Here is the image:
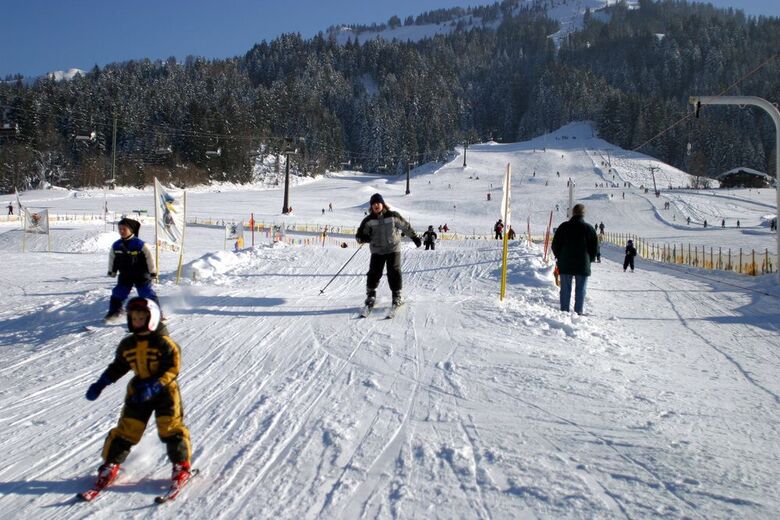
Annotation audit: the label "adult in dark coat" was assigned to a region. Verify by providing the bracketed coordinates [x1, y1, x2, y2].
[551, 204, 599, 314]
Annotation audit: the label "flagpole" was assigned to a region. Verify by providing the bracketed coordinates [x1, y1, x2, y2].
[500, 163, 511, 301]
[153, 178, 159, 285]
[176, 191, 187, 284]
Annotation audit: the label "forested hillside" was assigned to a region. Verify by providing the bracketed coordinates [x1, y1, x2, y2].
[1, 0, 778, 192]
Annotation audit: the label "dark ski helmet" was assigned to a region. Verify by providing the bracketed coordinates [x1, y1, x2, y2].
[126, 297, 161, 333]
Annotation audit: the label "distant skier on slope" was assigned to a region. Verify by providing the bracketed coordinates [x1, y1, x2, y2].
[422, 225, 438, 250]
[105, 218, 162, 322]
[356, 193, 421, 309]
[82, 298, 191, 499]
[623, 239, 637, 272]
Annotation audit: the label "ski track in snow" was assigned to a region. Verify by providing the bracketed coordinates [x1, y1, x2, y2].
[0, 122, 778, 519]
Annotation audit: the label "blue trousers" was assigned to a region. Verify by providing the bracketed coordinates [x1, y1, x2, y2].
[559, 274, 588, 314]
[110, 281, 160, 314]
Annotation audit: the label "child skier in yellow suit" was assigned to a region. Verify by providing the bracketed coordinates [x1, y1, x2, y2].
[84, 297, 191, 494]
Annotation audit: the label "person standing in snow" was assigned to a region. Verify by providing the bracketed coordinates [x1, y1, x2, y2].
[551, 204, 599, 315]
[494, 219, 504, 239]
[422, 225, 438, 250]
[356, 193, 421, 308]
[598, 222, 605, 235]
[105, 218, 161, 322]
[84, 297, 191, 494]
[623, 239, 637, 272]
[507, 226, 516, 240]
[7, 202, 12, 215]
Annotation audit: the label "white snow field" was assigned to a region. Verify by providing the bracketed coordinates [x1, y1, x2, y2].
[0, 122, 778, 519]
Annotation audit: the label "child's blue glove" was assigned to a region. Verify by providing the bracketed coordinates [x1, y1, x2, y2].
[86, 373, 112, 401]
[132, 379, 164, 403]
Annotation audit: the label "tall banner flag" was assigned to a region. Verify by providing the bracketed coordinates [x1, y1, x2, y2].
[153, 178, 187, 284]
[15, 188, 23, 226]
[154, 178, 185, 252]
[500, 163, 512, 301]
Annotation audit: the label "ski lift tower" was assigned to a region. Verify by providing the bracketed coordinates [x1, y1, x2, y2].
[690, 95, 780, 281]
[281, 138, 301, 214]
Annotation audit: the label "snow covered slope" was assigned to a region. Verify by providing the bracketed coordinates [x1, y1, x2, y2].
[0, 123, 778, 518]
[333, 0, 635, 47]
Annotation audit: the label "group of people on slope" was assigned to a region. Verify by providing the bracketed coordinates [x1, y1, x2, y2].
[493, 219, 516, 240]
[83, 192, 646, 492]
[83, 216, 191, 495]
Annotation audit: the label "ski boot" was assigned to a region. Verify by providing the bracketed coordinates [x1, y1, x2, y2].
[364, 289, 376, 308]
[171, 461, 192, 486]
[391, 291, 403, 308]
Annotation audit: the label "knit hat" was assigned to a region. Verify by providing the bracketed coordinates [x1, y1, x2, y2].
[117, 217, 141, 237]
[369, 193, 385, 205]
[572, 204, 585, 216]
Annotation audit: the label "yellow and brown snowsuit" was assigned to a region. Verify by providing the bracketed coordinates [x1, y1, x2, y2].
[100, 326, 191, 465]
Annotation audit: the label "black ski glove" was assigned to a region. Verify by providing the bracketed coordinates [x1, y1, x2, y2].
[86, 373, 112, 401]
[412, 237, 422, 248]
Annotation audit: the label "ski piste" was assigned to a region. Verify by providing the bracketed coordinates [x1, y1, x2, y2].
[155, 468, 200, 504]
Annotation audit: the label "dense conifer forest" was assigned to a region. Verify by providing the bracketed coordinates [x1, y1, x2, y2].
[1, 0, 778, 191]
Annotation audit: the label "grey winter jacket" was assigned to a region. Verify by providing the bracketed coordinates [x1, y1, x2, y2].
[356, 209, 418, 255]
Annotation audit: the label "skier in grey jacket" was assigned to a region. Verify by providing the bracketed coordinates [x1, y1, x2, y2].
[356, 193, 421, 307]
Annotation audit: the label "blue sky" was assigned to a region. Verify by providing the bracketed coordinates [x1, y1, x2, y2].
[2, 0, 778, 78]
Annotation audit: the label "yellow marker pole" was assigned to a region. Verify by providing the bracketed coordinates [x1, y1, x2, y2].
[500, 163, 511, 301]
[153, 178, 160, 284]
[176, 191, 187, 284]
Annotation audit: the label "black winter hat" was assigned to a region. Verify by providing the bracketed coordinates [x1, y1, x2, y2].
[369, 193, 385, 205]
[118, 217, 141, 237]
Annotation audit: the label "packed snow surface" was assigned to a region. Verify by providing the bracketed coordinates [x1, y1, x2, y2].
[1, 122, 778, 519]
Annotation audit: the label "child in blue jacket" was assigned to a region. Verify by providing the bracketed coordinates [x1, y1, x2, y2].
[105, 218, 161, 321]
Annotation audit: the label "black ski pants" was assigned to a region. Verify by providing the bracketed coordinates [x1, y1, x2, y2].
[623, 255, 635, 271]
[367, 252, 402, 293]
[424, 241, 435, 250]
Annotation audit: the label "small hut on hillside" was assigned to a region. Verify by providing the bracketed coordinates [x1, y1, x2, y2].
[716, 167, 774, 188]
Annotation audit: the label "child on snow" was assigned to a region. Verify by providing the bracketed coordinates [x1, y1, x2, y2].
[105, 217, 161, 322]
[84, 297, 191, 494]
[422, 225, 438, 250]
[623, 239, 637, 272]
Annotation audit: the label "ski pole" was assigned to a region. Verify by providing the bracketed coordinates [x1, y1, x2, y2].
[319, 243, 364, 295]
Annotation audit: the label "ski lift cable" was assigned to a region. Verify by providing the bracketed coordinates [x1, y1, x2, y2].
[632, 52, 778, 154]
[1, 96, 443, 161]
